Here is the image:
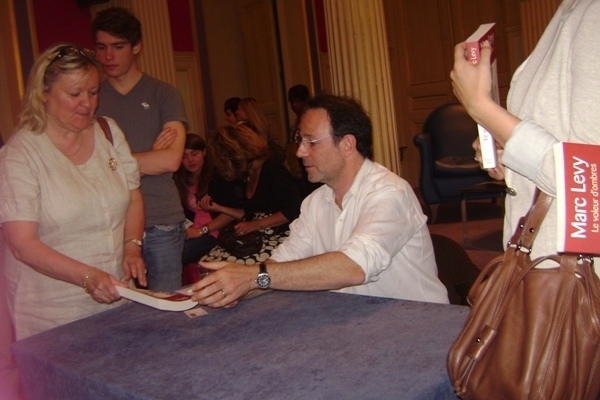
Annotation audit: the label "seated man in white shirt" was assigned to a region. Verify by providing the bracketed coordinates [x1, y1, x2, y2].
[191, 94, 449, 306]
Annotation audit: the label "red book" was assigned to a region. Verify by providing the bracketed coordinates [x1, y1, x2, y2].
[554, 142, 600, 255]
[116, 286, 198, 311]
[465, 23, 499, 168]
[465, 23, 499, 103]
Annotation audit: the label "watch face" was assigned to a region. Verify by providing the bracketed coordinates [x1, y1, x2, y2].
[256, 273, 271, 289]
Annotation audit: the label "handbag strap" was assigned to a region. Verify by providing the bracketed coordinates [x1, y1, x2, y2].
[97, 117, 114, 145]
[509, 188, 553, 252]
[472, 189, 552, 293]
[468, 189, 554, 313]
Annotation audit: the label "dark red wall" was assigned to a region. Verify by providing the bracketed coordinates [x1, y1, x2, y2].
[32, 0, 94, 51]
[168, 0, 194, 52]
[31, 0, 194, 53]
[313, 0, 327, 53]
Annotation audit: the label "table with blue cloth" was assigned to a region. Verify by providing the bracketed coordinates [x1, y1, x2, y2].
[12, 291, 469, 400]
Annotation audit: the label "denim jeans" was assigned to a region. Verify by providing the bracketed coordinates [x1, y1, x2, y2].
[143, 222, 185, 291]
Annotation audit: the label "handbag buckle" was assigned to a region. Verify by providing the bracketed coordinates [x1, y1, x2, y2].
[577, 255, 594, 265]
[507, 241, 532, 254]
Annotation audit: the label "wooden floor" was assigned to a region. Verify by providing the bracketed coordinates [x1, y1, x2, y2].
[420, 198, 505, 271]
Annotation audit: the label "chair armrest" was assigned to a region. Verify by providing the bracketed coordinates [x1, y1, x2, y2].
[414, 133, 441, 204]
[413, 133, 434, 174]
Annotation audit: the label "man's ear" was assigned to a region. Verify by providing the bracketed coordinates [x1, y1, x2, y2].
[341, 134, 357, 156]
[132, 41, 142, 55]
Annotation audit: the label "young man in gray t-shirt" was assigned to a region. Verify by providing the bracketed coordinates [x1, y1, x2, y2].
[92, 7, 187, 291]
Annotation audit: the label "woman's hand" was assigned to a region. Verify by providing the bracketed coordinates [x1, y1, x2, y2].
[122, 244, 147, 287]
[198, 195, 220, 212]
[234, 220, 261, 236]
[473, 137, 505, 180]
[451, 41, 520, 147]
[85, 268, 126, 304]
[450, 41, 496, 118]
[152, 127, 178, 151]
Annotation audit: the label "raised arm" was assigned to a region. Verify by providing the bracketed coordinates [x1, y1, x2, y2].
[450, 41, 520, 148]
[133, 120, 186, 175]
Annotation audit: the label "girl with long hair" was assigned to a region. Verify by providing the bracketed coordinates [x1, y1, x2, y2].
[173, 134, 219, 266]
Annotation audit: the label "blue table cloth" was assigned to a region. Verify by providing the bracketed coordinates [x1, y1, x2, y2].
[12, 291, 469, 399]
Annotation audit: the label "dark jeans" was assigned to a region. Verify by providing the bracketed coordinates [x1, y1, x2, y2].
[182, 235, 218, 266]
[143, 222, 185, 292]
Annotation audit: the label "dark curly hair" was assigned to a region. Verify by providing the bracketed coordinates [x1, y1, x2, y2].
[305, 94, 373, 159]
[91, 7, 142, 47]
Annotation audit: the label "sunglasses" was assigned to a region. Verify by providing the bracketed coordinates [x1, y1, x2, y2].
[48, 46, 96, 67]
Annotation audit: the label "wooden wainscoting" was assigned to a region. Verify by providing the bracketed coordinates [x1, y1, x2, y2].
[174, 51, 207, 137]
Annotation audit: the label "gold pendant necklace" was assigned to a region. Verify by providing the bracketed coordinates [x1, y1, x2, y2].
[65, 134, 84, 158]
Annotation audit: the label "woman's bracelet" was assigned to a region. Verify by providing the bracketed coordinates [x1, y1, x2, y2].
[83, 266, 95, 294]
[198, 225, 211, 237]
[124, 238, 142, 247]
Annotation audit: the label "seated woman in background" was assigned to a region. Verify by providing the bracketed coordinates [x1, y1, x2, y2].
[236, 97, 271, 140]
[236, 97, 286, 163]
[200, 124, 302, 265]
[174, 134, 223, 266]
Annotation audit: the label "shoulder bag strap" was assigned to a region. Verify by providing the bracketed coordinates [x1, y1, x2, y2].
[485, 188, 554, 326]
[97, 117, 114, 145]
[516, 188, 553, 250]
[468, 188, 554, 305]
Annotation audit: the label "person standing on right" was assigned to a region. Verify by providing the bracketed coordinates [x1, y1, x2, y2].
[451, 0, 600, 271]
[92, 7, 188, 291]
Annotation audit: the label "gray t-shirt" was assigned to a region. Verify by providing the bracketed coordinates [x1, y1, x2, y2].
[97, 73, 187, 227]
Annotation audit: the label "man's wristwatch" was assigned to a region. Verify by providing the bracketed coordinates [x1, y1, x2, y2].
[256, 262, 271, 289]
[198, 225, 210, 237]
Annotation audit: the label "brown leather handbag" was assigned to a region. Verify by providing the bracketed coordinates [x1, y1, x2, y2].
[447, 190, 600, 400]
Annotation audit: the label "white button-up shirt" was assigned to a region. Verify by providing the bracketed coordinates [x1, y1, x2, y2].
[271, 159, 449, 303]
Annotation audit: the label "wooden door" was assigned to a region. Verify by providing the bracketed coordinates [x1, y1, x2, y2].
[384, 0, 523, 187]
[240, 0, 288, 147]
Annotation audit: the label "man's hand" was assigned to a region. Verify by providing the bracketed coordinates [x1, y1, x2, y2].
[189, 261, 257, 308]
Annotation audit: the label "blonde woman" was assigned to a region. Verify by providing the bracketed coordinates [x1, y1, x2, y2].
[0, 44, 144, 340]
